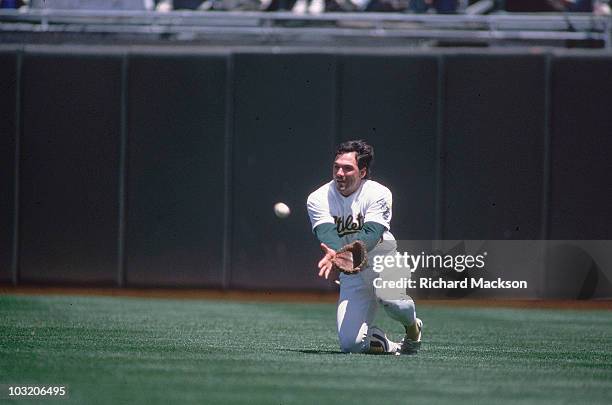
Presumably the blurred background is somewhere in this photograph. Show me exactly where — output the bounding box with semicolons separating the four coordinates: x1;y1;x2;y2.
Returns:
1;0;611;298
2;0;611;15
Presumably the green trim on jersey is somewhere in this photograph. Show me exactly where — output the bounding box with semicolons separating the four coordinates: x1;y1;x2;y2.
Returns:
314;221;386;252
346;222;386;251
313;223;343;251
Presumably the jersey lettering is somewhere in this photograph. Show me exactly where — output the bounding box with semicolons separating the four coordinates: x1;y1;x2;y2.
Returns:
333;213;364;237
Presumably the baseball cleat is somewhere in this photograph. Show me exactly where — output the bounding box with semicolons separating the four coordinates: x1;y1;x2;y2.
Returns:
397;318;423;355
367;326;400;354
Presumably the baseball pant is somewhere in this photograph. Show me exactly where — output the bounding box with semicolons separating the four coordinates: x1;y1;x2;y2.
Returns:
336;240;417;353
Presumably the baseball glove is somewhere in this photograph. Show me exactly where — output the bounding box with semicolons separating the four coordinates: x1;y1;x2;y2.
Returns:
333;240;368;274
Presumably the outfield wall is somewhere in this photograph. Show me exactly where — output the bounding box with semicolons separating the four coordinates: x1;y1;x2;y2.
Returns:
1;45;611;298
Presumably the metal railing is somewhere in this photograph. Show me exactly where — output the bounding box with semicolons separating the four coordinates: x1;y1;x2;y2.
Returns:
0;9;610;48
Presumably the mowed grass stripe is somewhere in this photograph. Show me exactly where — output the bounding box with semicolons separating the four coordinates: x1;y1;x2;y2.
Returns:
1;295;611;404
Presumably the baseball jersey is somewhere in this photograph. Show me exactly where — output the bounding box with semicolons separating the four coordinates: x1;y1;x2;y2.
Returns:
307;179;395;244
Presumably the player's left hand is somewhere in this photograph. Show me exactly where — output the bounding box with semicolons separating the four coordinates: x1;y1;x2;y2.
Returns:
317;243;336;280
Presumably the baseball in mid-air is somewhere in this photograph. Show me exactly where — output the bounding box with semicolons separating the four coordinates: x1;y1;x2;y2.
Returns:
273;202;291;219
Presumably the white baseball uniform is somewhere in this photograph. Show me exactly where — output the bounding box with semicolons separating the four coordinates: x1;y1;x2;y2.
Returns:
307;179;417;353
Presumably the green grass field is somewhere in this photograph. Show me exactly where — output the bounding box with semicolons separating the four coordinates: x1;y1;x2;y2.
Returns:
1;294;611;404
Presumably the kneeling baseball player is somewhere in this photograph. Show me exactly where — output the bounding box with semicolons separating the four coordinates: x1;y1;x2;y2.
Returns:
307;139;422;355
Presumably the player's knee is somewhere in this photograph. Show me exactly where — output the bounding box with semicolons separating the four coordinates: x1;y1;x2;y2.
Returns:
378;297;415;310
378;298;416;326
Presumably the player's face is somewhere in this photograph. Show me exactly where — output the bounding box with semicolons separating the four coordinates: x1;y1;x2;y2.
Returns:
333;152;366;197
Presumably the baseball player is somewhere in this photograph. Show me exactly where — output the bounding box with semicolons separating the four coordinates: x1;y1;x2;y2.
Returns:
307;139;422;354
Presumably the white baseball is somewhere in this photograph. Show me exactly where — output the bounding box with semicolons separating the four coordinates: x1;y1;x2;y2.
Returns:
273;202;291;219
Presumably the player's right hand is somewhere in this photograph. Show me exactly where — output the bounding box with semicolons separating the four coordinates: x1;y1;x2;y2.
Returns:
317;243;336;280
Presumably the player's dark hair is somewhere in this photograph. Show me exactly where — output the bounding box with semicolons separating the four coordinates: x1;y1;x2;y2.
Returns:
335;139;374;179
